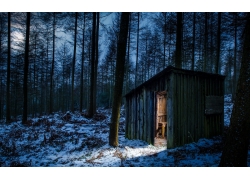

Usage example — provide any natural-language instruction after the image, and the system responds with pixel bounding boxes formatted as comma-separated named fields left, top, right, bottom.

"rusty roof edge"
left=124, top=65, right=225, bottom=97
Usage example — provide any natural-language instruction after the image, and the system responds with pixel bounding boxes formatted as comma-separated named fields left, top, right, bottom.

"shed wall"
left=170, top=71, right=224, bottom=148
left=125, top=67, right=224, bottom=148
left=125, top=72, right=171, bottom=145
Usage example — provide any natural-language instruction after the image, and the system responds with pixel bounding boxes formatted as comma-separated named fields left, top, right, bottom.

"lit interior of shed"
left=155, top=91, right=167, bottom=146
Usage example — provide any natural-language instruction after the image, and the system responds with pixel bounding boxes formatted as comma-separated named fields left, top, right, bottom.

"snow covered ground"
left=0, top=94, right=249, bottom=169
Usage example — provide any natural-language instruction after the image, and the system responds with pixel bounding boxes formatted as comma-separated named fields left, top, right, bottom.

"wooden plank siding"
left=125, top=97, right=130, bottom=139
left=203, top=76, right=224, bottom=139
left=125, top=66, right=225, bottom=148
left=167, top=73, right=174, bottom=148
left=150, top=91, right=156, bottom=144
left=146, top=90, right=150, bottom=143
left=139, top=93, right=143, bottom=140
left=136, top=94, right=140, bottom=139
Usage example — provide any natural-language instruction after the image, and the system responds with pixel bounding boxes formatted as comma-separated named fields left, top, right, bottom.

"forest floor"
left=0, top=94, right=249, bottom=167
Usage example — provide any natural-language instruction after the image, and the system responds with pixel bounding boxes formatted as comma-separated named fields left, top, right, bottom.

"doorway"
left=154, top=91, right=167, bottom=146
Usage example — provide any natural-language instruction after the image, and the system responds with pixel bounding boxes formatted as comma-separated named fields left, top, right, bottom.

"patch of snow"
left=0, top=99, right=249, bottom=168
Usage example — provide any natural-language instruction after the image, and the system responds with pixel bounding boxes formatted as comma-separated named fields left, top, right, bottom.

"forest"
left=0, top=12, right=250, bottom=168
left=0, top=12, right=245, bottom=119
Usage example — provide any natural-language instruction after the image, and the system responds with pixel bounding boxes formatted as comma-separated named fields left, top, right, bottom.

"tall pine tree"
left=175, top=12, right=183, bottom=68
left=6, top=12, right=11, bottom=123
left=71, top=12, right=78, bottom=112
left=219, top=13, right=250, bottom=167
left=22, top=12, right=31, bottom=124
left=109, top=12, right=130, bottom=147
left=88, top=12, right=96, bottom=117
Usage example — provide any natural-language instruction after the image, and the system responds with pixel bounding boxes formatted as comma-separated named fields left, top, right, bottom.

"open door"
left=154, top=91, right=167, bottom=146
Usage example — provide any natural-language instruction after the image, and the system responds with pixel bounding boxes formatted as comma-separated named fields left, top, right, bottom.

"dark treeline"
left=0, top=12, right=247, bottom=121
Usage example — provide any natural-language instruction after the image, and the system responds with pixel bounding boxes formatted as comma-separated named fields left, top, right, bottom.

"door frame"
left=155, top=91, right=167, bottom=139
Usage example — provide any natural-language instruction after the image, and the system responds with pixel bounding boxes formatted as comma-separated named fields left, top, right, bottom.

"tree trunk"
left=6, top=12, right=11, bottom=123
left=88, top=12, right=96, bottom=117
left=0, top=79, right=2, bottom=120
left=71, top=12, right=78, bottom=112
left=0, top=45, right=1, bottom=119
left=215, top=12, right=221, bottom=74
left=125, top=13, right=131, bottom=94
left=49, top=13, right=56, bottom=114
left=233, top=13, right=238, bottom=101
left=163, top=12, right=166, bottom=68
left=80, top=13, right=85, bottom=112
left=203, top=12, right=208, bottom=72
left=0, top=14, right=2, bottom=120
left=40, top=64, right=44, bottom=115
left=87, top=32, right=91, bottom=109
left=32, top=33, right=37, bottom=117
left=93, top=12, right=99, bottom=112
left=175, top=12, right=183, bottom=69
left=109, top=12, right=130, bottom=147
left=219, top=13, right=250, bottom=167
left=135, top=12, right=139, bottom=88
left=22, top=12, right=31, bottom=124
left=191, top=12, right=196, bottom=71
left=14, top=69, right=18, bottom=118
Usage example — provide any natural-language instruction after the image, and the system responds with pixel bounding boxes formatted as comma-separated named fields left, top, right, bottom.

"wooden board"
left=205, top=96, right=224, bottom=115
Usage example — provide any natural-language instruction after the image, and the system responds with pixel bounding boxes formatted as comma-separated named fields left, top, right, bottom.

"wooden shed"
left=125, top=66, right=225, bottom=148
